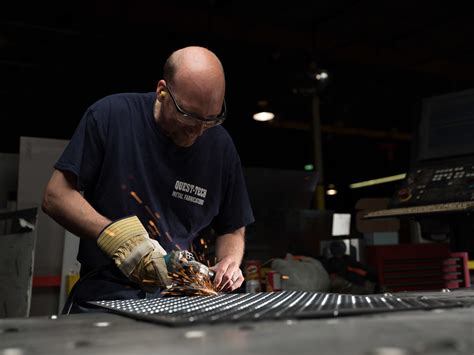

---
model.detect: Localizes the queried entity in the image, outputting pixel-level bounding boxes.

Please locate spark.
[148,220,161,237]
[130,191,143,204]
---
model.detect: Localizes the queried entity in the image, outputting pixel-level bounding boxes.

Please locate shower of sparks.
[129,190,217,296]
[162,268,218,297]
[164,238,218,297]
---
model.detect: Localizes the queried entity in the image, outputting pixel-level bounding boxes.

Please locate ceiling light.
[315,71,328,81]
[326,184,337,196]
[253,112,275,121]
[253,100,275,122]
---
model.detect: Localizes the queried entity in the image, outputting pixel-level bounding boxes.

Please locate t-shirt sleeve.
[212,151,255,236]
[54,105,107,191]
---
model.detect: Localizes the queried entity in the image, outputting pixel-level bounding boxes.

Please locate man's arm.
[43,169,171,291]
[210,226,245,292]
[42,169,110,239]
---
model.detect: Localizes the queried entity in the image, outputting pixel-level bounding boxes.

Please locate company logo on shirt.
[171,180,207,206]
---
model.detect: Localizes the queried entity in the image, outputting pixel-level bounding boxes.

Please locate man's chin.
[172,135,197,148]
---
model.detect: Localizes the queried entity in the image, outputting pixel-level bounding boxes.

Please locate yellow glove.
[97,216,170,292]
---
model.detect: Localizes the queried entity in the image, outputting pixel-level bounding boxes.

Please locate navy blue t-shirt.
[55,92,254,271]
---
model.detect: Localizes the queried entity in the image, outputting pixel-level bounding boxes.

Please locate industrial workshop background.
[1,0,474,329]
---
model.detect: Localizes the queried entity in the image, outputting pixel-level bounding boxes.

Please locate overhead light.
[349,173,406,189]
[315,70,328,81]
[253,99,275,122]
[306,60,329,82]
[253,111,275,122]
[326,184,337,196]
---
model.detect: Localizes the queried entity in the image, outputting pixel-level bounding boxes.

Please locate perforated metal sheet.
[88,291,462,326]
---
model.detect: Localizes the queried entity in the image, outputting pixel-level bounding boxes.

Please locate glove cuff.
[97,216,148,256]
[118,238,156,277]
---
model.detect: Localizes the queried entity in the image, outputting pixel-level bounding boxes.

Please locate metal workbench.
[1,289,474,355]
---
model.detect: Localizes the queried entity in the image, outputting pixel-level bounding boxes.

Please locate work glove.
[97,216,170,292]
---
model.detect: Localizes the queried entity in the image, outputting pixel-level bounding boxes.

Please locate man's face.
[158,82,226,148]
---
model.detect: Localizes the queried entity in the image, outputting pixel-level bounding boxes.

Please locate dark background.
[2,1,474,211]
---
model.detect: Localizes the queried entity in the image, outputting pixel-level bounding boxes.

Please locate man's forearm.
[45,191,110,239]
[215,226,245,264]
[42,170,110,239]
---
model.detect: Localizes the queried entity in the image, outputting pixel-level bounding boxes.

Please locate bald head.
[163,46,225,95]
[155,47,227,147]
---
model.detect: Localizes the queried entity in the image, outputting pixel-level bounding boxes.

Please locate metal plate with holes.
[87,291,463,326]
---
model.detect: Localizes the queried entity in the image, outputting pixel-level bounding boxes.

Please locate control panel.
[390,157,474,207]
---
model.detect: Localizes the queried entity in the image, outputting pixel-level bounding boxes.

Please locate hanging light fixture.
[252,100,275,122]
[315,70,328,81]
[326,184,338,196]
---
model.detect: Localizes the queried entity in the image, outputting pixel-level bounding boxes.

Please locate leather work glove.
[97,216,170,292]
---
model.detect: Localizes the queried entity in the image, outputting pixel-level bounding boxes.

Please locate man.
[42,46,254,311]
